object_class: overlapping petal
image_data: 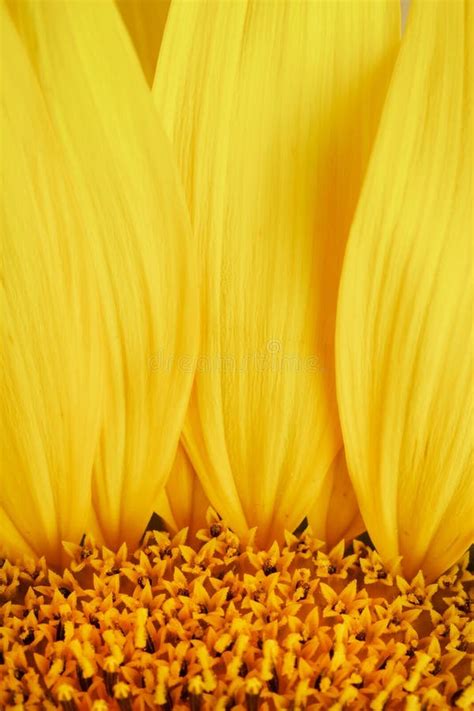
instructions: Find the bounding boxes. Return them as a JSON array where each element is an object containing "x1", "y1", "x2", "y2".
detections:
[
  {"x1": 1, "y1": 9, "x2": 102, "y2": 563},
  {"x1": 4, "y1": 0, "x2": 198, "y2": 550},
  {"x1": 154, "y1": 0, "x2": 400, "y2": 543},
  {"x1": 116, "y1": 0, "x2": 170, "y2": 86},
  {"x1": 155, "y1": 444, "x2": 209, "y2": 536},
  {"x1": 308, "y1": 450, "x2": 364, "y2": 547},
  {"x1": 337, "y1": 0, "x2": 473, "y2": 579}
]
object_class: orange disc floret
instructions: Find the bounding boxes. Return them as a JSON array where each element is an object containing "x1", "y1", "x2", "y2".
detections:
[{"x1": 0, "y1": 511, "x2": 473, "y2": 710}]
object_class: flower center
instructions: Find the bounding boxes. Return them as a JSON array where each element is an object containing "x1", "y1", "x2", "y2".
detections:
[{"x1": 0, "y1": 517, "x2": 473, "y2": 709}]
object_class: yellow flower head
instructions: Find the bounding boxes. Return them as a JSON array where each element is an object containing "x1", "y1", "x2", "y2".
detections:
[{"x1": 1, "y1": 0, "x2": 472, "y2": 707}]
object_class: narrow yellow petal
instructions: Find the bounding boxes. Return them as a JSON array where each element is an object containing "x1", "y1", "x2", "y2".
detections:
[
  {"x1": 308, "y1": 450, "x2": 364, "y2": 547},
  {"x1": 116, "y1": 0, "x2": 170, "y2": 86},
  {"x1": 8, "y1": 0, "x2": 199, "y2": 549},
  {"x1": 0, "y1": 508, "x2": 36, "y2": 560},
  {"x1": 336, "y1": 0, "x2": 473, "y2": 579},
  {"x1": 155, "y1": 444, "x2": 209, "y2": 536},
  {"x1": 1, "y1": 9, "x2": 102, "y2": 563},
  {"x1": 152, "y1": 489, "x2": 177, "y2": 533},
  {"x1": 154, "y1": 0, "x2": 400, "y2": 543}
]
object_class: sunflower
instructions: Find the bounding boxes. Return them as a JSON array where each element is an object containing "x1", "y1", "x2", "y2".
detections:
[{"x1": 0, "y1": 0, "x2": 472, "y2": 708}]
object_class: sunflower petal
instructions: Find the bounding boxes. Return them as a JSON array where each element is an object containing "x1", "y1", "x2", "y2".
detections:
[
  {"x1": 1, "y1": 9, "x2": 102, "y2": 563},
  {"x1": 116, "y1": 0, "x2": 170, "y2": 86},
  {"x1": 309, "y1": 450, "x2": 364, "y2": 547},
  {"x1": 7, "y1": 0, "x2": 199, "y2": 548},
  {"x1": 336, "y1": 0, "x2": 473, "y2": 579},
  {"x1": 156, "y1": 444, "x2": 209, "y2": 536},
  {"x1": 154, "y1": 0, "x2": 400, "y2": 543}
]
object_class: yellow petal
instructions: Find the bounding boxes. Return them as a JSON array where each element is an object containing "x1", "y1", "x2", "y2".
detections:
[
  {"x1": 0, "y1": 508, "x2": 36, "y2": 561},
  {"x1": 116, "y1": 0, "x2": 170, "y2": 86},
  {"x1": 308, "y1": 450, "x2": 364, "y2": 547},
  {"x1": 1, "y1": 9, "x2": 102, "y2": 563},
  {"x1": 8, "y1": 0, "x2": 199, "y2": 549},
  {"x1": 154, "y1": 0, "x2": 400, "y2": 543},
  {"x1": 155, "y1": 444, "x2": 209, "y2": 536},
  {"x1": 336, "y1": 0, "x2": 473, "y2": 579}
]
